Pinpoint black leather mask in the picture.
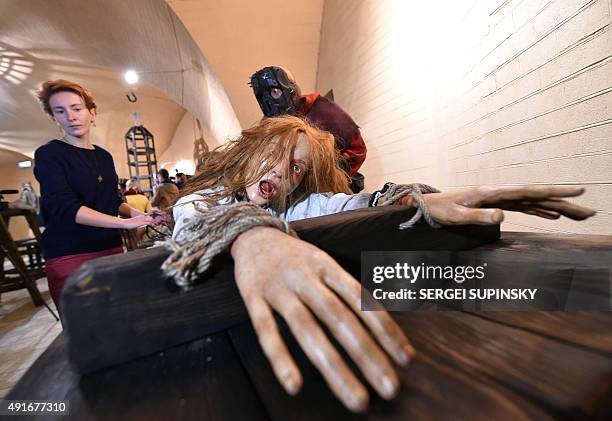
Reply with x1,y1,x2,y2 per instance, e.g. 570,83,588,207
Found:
250,66,296,117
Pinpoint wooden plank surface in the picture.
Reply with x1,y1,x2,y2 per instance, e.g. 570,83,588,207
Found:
7,312,612,420
492,232,612,251
467,311,612,355
7,230,612,419
393,312,612,418
61,247,250,374
6,332,268,421
228,318,552,420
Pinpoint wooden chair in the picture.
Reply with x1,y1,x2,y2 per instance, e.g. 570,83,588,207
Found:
0,208,58,320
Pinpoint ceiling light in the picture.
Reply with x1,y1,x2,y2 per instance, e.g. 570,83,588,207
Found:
124,70,139,85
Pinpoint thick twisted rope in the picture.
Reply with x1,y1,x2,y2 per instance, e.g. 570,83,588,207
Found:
160,202,296,290
372,183,442,229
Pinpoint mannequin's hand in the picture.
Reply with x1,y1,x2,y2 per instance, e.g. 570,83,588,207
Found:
230,227,413,412
419,185,595,225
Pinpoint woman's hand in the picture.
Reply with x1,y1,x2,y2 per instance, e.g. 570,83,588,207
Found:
120,214,153,229
147,208,170,224
119,202,144,218
230,227,414,412
417,185,595,225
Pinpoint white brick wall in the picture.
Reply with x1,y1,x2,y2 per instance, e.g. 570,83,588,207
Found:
317,0,612,234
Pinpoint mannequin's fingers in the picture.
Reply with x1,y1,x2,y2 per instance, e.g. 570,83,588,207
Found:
267,288,369,412
296,276,400,400
449,206,505,225
319,260,414,367
528,200,595,220
479,185,585,203
243,295,302,395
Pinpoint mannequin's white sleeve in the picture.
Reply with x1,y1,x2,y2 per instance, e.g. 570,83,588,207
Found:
281,192,371,222
172,194,208,238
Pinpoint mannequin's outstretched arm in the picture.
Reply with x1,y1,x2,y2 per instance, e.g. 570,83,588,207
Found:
413,185,594,224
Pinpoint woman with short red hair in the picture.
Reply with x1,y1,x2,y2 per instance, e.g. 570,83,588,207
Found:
34,79,154,309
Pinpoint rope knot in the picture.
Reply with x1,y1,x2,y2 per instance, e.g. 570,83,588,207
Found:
371,182,442,229
159,202,297,290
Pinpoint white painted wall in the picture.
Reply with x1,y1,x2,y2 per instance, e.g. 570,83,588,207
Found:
317,0,612,234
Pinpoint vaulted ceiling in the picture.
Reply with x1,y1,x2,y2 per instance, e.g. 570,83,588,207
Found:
166,0,324,128
0,0,325,175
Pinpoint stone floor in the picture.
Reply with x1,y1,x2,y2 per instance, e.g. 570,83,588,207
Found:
0,280,61,398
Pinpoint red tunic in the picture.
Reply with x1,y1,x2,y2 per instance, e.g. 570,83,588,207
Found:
298,92,367,176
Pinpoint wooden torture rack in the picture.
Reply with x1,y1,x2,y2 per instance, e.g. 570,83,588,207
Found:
6,206,612,420
125,124,158,197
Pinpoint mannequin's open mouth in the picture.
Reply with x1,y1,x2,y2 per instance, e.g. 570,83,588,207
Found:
258,180,277,199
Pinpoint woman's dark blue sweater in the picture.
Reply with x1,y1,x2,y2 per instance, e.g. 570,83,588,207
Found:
34,140,122,259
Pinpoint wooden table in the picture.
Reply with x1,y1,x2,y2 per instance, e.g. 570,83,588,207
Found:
6,233,612,420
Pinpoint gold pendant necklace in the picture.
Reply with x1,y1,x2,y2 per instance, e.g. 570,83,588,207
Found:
62,137,104,184
92,152,103,183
